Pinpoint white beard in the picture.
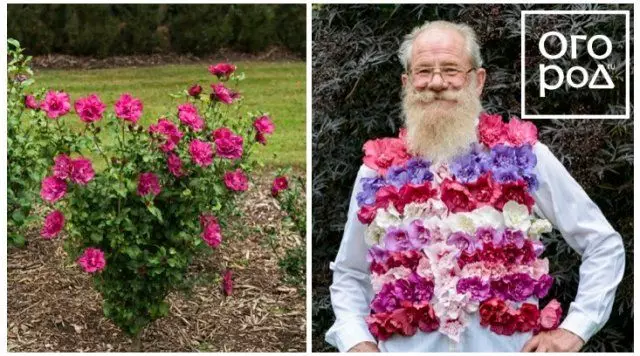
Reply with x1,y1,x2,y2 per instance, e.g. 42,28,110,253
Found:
402,77,482,162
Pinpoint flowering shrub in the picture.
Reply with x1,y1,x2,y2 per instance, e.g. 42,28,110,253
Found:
34,62,276,336
7,39,90,246
267,169,306,288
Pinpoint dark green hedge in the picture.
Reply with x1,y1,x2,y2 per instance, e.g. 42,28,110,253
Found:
312,4,633,352
7,4,305,58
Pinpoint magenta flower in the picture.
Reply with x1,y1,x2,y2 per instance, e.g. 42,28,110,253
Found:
53,154,73,180
70,158,95,185
40,210,65,239
407,219,430,249
177,103,204,131
475,226,502,246
383,227,412,252
114,93,143,124
222,269,233,296
77,247,106,273
137,172,162,196
214,129,243,160
40,176,67,203
24,95,40,110
188,84,202,97
167,152,184,177
271,176,289,197
370,283,401,313
189,139,213,167
208,62,236,80
74,94,106,123
224,169,249,192
40,90,71,119
253,115,275,134
211,83,234,104
201,217,222,248
255,132,267,145
491,273,536,301
534,274,554,298
149,118,183,152
456,276,491,301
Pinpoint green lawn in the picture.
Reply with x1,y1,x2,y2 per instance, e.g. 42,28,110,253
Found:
32,61,306,168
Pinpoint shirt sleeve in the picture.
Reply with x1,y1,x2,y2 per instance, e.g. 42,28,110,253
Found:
325,164,378,352
531,141,625,343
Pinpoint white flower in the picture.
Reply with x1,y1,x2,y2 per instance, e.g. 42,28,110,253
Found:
503,201,531,231
364,224,385,246
403,199,448,222
469,205,504,229
528,218,553,240
445,213,477,234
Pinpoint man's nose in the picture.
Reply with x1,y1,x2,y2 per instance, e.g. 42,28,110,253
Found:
427,73,449,92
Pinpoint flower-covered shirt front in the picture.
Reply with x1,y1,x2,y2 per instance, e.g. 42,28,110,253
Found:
358,113,562,342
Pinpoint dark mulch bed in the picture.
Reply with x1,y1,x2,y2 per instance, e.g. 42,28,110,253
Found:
30,47,303,70
7,171,306,352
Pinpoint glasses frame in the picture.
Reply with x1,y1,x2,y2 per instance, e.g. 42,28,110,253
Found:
408,66,477,85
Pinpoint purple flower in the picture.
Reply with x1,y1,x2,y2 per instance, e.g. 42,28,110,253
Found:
469,143,490,165
503,229,525,248
457,277,491,301
489,144,518,171
522,172,539,192
534,274,554,298
407,219,430,249
386,166,410,188
371,283,401,313
406,157,433,184
450,154,483,183
515,144,537,171
383,227,412,252
491,273,536,301
493,167,521,183
367,245,389,263
356,176,385,206
407,272,435,301
476,227,502,246
447,231,481,254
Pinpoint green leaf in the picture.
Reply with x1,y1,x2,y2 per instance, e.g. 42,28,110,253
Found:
90,233,103,243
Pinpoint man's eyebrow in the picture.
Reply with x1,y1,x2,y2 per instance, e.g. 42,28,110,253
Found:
414,61,463,68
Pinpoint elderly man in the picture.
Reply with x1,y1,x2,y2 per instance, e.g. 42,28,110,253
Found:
325,20,625,352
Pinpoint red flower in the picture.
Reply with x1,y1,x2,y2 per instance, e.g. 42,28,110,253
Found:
440,179,477,213
357,205,377,224
271,176,289,197
388,307,417,337
479,297,508,326
516,303,540,332
362,137,409,175
478,112,506,148
374,185,400,210
188,84,202,97
414,302,440,333
366,312,395,341
397,182,438,213
208,62,236,80
386,250,422,270
495,180,535,212
465,172,501,206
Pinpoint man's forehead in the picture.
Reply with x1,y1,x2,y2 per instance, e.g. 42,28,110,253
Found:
411,28,467,63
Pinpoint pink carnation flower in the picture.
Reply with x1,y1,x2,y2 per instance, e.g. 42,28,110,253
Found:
40,90,71,119
189,139,214,167
363,137,410,175
77,247,106,273
137,172,162,196
53,154,73,180
177,103,204,131
477,112,506,148
271,176,289,197
74,94,106,123
25,95,40,110
539,299,562,331
114,93,143,124
211,83,235,104
149,118,183,152
222,269,233,296
505,117,538,146
201,215,222,248
40,210,65,239
224,169,249,192
70,158,95,185
208,62,236,80
213,128,243,159
167,152,184,177
40,176,67,203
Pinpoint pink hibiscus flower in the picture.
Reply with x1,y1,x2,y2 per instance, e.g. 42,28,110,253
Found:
77,247,106,273
40,176,67,203
208,62,236,80
40,90,71,119
74,94,106,123
40,210,65,239
114,93,143,124
137,172,162,196
224,169,249,191
363,137,410,175
189,139,214,167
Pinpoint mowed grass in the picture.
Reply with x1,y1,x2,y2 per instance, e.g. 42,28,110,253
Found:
32,61,306,168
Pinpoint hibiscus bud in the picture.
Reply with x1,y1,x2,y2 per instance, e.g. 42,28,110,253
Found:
95,127,102,134
188,84,202,97
24,95,39,110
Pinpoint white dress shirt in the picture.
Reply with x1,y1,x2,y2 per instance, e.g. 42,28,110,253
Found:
325,140,625,352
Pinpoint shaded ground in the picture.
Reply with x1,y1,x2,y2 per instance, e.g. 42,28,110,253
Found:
7,171,306,352
30,47,301,70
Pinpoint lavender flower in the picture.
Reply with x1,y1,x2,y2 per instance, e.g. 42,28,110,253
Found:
386,166,411,188
503,229,525,248
493,167,521,183
489,144,518,171
447,231,481,254
515,144,537,172
450,154,483,183
367,245,389,264
522,171,539,192
407,219,431,249
356,176,385,206
406,157,433,184
475,227,502,246
383,227,412,251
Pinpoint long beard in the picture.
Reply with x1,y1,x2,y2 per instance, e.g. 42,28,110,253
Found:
402,79,482,162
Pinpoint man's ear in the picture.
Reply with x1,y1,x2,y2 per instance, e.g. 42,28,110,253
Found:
401,73,408,87
475,67,486,97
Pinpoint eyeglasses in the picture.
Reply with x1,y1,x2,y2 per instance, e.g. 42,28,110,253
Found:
409,66,476,85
